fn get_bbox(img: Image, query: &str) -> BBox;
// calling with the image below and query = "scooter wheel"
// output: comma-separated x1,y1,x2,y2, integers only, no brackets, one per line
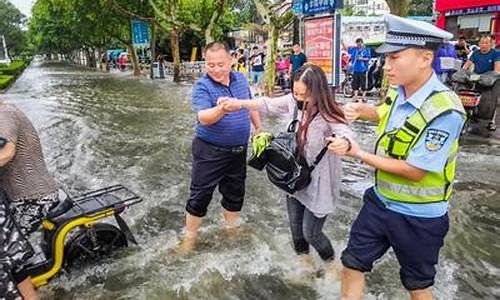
64,223,128,268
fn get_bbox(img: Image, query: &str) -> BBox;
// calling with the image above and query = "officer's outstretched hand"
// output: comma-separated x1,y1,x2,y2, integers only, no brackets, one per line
326,136,360,158
342,103,362,122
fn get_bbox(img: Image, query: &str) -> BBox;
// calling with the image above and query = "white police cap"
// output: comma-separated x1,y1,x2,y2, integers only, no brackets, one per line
377,14,454,53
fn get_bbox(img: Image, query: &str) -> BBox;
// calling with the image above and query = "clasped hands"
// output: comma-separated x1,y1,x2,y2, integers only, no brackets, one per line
217,97,242,113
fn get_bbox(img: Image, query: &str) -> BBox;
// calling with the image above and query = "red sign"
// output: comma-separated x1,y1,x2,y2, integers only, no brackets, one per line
435,0,500,12
304,16,335,84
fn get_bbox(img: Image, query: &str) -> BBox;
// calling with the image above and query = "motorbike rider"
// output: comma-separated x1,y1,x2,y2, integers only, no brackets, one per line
463,35,500,74
463,34,500,131
455,36,471,66
0,101,61,300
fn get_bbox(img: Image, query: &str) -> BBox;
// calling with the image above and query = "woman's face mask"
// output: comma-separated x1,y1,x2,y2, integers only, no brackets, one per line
296,100,305,110
293,80,308,110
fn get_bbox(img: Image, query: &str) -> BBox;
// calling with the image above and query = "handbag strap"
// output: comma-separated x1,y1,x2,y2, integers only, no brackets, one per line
287,104,299,133
309,134,336,171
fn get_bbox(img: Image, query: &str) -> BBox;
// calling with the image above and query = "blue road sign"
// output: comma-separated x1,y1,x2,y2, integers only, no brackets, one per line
304,0,336,14
294,0,343,15
131,20,149,47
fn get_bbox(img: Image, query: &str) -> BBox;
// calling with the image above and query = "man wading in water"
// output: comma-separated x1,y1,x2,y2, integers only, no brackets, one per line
178,42,261,252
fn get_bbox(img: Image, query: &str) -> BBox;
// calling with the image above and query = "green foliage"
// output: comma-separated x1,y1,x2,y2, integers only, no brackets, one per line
0,74,14,89
0,60,27,76
340,4,355,16
0,0,29,57
252,0,295,94
29,0,141,55
408,0,433,16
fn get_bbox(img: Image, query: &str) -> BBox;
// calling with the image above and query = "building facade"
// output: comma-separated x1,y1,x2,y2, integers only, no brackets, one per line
345,0,390,16
435,0,500,47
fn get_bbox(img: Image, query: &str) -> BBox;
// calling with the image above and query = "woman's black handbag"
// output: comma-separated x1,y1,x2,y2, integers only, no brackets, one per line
262,106,332,194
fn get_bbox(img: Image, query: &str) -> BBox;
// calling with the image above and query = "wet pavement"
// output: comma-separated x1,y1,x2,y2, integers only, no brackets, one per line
1,61,499,299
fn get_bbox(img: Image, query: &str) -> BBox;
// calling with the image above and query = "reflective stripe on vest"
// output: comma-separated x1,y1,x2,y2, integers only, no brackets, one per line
377,180,449,198
375,88,465,204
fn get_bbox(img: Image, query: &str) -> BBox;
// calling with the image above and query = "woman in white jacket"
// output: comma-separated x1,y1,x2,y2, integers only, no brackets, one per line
219,64,353,274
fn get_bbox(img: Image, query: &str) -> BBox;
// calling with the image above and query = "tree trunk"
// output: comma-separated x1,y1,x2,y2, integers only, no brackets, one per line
170,28,181,82
86,48,96,68
385,0,411,17
97,48,103,70
205,0,225,44
263,26,278,96
127,42,141,76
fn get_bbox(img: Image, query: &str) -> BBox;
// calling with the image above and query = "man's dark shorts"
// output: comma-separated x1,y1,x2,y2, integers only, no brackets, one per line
186,137,247,217
352,72,367,91
341,188,449,291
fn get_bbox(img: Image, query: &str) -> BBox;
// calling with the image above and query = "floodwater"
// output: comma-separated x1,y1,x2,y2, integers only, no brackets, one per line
2,61,499,299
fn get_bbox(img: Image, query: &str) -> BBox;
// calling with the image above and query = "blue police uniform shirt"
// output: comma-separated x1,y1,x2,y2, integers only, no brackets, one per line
192,71,252,147
348,47,371,73
374,73,465,218
470,49,499,74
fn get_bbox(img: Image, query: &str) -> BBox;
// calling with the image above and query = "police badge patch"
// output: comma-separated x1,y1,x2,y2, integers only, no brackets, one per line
425,129,449,151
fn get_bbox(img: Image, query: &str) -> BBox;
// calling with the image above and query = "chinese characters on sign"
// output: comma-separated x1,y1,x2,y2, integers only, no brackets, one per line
131,20,150,47
445,5,500,16
293,0,339,15
304,16,336,84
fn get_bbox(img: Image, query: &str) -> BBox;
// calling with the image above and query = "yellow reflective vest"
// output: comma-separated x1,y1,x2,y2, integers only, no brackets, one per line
374,87,466,203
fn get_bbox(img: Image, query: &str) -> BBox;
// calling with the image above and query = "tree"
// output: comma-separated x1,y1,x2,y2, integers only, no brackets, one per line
148,0,190,81
30,0,146,74
0,0,28,57
105,0,158,76
205,0,226,44
408,0,433,16
385,0,412,17
29,0,80,56
253,0,295,95
29,0,251,79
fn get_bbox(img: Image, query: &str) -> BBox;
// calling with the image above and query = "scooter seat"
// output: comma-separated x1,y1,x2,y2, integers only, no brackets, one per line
47,198,74,220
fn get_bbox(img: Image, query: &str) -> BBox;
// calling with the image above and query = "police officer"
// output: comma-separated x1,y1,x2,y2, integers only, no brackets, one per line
328,14,466,300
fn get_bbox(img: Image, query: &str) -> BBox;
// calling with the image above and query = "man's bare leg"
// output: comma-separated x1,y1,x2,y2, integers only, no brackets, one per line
341,267,365,300
222,209,240,228
18,277,39,300
177,212,202,253
409,288,433,300
222,209,241,238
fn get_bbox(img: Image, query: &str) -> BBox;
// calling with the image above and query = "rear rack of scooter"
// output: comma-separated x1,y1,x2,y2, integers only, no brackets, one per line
49,185,142,225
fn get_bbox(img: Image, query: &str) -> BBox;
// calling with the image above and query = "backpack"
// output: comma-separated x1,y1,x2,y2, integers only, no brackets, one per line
261,106,332,194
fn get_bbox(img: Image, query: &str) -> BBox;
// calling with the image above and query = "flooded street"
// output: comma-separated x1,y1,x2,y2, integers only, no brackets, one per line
2,61,499,299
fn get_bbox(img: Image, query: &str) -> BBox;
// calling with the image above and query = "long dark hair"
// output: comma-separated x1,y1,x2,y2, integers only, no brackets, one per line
291,64,347,154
